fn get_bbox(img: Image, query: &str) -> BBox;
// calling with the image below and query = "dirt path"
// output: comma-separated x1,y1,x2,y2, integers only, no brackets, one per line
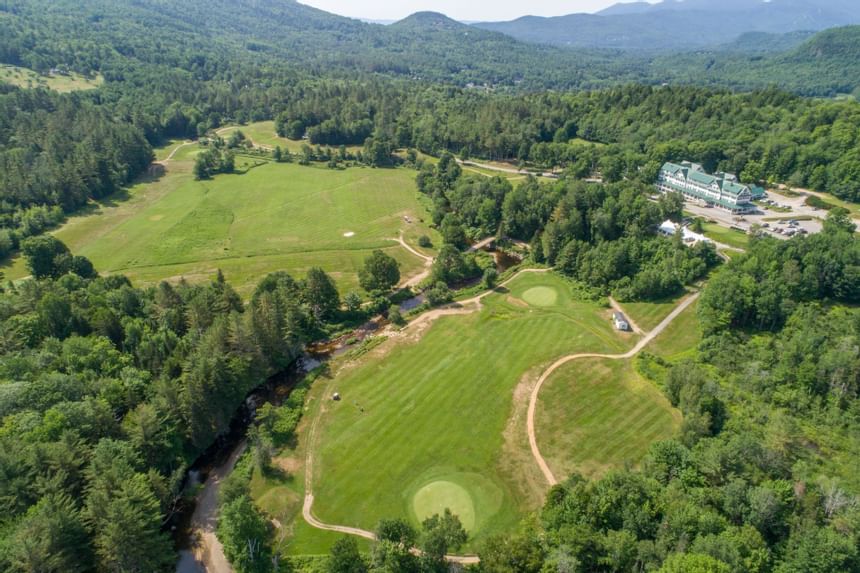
468,236,496,252
393,233,498,289
180,441,248,573
526,291,701,486
162,140,194,163
391,233,434,288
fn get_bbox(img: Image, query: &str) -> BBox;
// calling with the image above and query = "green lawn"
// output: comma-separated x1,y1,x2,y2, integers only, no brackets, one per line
219,121,298,151
536,358,681,480
295,272,633,553
620,293,687,332
702,223,750,250
648,299,702,360
219,121,363,155
7,157,438,296
0,64,102,92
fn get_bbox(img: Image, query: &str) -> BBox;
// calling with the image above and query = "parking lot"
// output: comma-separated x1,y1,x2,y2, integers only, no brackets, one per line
681,187,859,241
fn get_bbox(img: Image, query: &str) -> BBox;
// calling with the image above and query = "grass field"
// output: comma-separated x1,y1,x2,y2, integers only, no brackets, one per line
648,299,702,360
218,121,363,155
536,358,681,479
620,293,688,332
289,272,635,552
5,152,439,295
702,223,750,250
0,64,102,92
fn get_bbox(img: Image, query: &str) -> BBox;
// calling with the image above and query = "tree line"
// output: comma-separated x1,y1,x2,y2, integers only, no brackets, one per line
418,153,717,301
0,234,406,572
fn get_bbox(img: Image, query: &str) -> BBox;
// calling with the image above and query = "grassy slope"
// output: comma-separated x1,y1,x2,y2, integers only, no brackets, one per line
648,299,702,361
621,292,688,332
536,357,681,479
0,64,103,92
300,272,632,552
8,154,439,295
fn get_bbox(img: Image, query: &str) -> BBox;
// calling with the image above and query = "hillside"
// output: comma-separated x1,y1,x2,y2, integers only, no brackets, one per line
0,0,645,91
653,26,860,96
475,0,860,51
2,0,860,95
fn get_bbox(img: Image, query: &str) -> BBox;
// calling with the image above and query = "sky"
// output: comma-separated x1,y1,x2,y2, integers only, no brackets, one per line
299,0,651,22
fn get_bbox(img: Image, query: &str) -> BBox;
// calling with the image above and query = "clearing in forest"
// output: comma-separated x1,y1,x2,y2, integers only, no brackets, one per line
12,156,438,295
293,272,642,553
0,64,103,92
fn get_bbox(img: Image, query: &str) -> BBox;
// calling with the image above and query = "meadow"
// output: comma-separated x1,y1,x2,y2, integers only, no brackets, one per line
6,154,439,296
218,121,306,152
535,357,681,480
285,272,637,553
0,64,102,92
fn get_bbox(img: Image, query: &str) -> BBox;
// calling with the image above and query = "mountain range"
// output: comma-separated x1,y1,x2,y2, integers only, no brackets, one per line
475,0,860,51
0,0,858,96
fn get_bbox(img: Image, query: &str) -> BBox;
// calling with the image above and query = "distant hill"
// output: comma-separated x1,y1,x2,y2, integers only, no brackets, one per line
475,0,860,51
651,26,860,96
1,0,858,96
596,2,653,17
0,0,646,90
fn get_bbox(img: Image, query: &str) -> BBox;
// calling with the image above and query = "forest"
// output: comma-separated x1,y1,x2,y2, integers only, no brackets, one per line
2,0,860,571
417,154,719,301
4,79,860,266
0,234,394,571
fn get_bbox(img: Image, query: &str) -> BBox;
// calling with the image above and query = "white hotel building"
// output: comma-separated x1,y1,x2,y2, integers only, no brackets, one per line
656,161,764,213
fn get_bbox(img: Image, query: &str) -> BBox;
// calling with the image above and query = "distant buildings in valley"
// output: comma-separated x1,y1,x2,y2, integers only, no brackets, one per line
657,161,765,213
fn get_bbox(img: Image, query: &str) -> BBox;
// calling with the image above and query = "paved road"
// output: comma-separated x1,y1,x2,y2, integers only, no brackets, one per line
526,291,701,486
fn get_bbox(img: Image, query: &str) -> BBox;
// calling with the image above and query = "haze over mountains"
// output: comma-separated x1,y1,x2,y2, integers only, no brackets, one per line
1,0,859,95
474,0,860,51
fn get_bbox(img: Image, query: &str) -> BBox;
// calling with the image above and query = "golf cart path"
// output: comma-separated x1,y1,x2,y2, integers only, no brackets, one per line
392,233,434,288
159,128,238,165
392,233,494,289
301,266,556,565
527,290,701,486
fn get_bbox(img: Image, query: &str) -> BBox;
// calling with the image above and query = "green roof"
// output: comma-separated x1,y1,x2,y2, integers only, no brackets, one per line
689,170,718,186
750,185,766,198
721,181,750,197
660,161,753,199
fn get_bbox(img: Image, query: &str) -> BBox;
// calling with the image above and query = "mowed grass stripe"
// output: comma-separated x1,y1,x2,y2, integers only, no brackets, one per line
536,357,681,480
304,273,632,552
41,160,439,294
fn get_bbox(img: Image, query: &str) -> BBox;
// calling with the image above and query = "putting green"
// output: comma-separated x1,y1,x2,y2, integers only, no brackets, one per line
522,286,559,307
412,481,476,531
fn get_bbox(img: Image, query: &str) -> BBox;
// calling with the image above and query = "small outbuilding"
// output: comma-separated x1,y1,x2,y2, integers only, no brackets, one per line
613,311,630,332
332,392,341,401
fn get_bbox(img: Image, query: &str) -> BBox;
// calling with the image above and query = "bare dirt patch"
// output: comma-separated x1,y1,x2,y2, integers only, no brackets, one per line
500,364,556,507
275,456,302,475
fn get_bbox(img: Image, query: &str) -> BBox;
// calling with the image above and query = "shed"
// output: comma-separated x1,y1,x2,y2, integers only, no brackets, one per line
613,311,630,332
